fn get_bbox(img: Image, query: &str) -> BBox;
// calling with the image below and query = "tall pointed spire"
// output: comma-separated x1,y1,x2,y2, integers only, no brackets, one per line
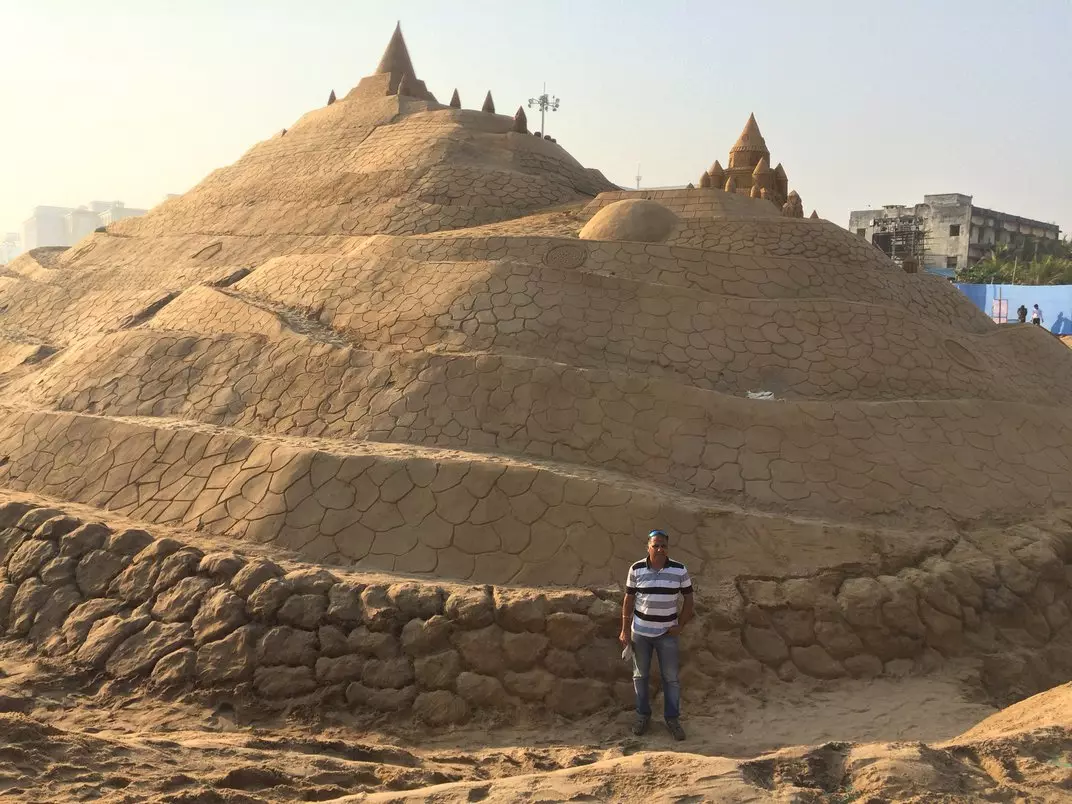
326,89,336,106
376,22,417,94
342,22,437,103
728,113,770,169
512,106,528,133
449,89,461,108
481,91,495,113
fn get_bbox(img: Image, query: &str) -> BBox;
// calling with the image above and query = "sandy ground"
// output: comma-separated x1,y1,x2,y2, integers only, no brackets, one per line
1,639,1068,803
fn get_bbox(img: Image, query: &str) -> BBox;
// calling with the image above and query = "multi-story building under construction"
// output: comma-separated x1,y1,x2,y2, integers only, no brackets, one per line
848,193,1060,276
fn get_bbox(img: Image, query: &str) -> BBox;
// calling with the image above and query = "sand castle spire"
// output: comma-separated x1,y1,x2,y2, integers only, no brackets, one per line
482,92,496,113
782,190,804,218
348,22,436,102
375,22,418,94
773,162,789,199
512,106,528,133
327,89,336,106
751,155,774,197
449,89,461,108
699,171,712,188
707,161,725,190
728,113,770,169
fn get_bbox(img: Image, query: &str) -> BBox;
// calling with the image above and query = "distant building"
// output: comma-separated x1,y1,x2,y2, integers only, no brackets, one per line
848,194,1061,277
22,206,72,252
67,207,103,243
97,201,147,227
0,232,20,264
21,200,150,250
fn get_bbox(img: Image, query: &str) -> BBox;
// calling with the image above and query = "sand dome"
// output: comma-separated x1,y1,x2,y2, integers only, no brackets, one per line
578,198,678,242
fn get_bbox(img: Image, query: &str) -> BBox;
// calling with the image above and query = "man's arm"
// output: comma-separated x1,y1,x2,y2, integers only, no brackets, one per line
679,592,695,627
619,593,636,646
669,569,695,635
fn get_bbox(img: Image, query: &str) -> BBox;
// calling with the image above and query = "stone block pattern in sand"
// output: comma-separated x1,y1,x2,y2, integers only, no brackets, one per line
6,383,1072,585
1,499,1069,723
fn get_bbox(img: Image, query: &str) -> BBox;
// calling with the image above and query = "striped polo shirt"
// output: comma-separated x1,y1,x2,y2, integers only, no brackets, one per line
626,557,693,638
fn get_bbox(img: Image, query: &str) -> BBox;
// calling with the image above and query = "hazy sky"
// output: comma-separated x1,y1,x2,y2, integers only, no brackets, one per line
2,0,1070,238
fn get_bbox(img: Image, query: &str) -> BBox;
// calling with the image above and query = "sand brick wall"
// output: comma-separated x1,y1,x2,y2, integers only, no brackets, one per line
2,500,1069,722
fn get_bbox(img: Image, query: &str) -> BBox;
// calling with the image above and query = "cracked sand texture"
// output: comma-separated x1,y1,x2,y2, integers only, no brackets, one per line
0,27,1071,803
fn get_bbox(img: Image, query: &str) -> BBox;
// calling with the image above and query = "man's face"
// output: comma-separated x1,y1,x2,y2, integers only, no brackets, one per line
648,535,668,561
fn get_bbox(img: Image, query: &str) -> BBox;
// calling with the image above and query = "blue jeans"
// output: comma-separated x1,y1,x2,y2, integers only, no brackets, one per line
632,632,680,719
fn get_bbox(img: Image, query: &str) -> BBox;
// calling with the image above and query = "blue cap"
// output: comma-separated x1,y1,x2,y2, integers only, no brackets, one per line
648,529,668,540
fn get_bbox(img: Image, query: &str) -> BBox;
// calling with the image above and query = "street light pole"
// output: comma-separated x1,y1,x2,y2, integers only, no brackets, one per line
527,82,560,135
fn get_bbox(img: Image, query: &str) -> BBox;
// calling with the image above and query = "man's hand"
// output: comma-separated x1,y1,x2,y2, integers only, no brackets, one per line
620,592,636,648
666,625,681,636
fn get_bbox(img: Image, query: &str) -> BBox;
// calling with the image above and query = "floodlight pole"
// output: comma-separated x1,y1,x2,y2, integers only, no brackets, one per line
527,82,560,135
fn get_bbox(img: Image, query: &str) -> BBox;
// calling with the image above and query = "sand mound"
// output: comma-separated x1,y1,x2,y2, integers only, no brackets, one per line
578,198,679,242
1,23,1071,800
957,681,1071,741
0,23,1069,701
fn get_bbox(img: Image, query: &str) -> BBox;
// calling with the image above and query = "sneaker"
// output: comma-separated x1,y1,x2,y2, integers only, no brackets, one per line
665,717,686,741
631,714,650,736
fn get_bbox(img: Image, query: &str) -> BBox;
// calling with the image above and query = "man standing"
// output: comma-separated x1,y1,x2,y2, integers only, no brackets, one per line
619,529,694,741
1032,304,1044,326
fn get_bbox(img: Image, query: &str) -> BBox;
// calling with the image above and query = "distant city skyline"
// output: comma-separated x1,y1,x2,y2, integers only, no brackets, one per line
2,1,1070,241
0,195,180,261
18,200,157,253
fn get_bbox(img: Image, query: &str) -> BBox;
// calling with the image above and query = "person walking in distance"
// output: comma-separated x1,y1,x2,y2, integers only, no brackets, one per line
619,529,694,740
1017,304,1028,324
1032,304,1044,326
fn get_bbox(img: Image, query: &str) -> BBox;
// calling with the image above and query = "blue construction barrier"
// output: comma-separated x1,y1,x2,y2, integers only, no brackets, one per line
954,283,1072,334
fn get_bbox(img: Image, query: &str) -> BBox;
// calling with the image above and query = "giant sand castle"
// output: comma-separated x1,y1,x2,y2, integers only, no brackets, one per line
0,24,1070,751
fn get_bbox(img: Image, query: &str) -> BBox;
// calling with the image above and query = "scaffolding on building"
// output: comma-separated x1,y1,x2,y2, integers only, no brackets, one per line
869,215,928,272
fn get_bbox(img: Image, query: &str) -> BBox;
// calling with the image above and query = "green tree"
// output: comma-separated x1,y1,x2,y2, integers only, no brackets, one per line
955,238,1072,284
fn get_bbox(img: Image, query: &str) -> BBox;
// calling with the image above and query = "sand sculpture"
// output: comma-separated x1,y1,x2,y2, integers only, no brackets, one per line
0,23,1070,729
701,113,797,213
